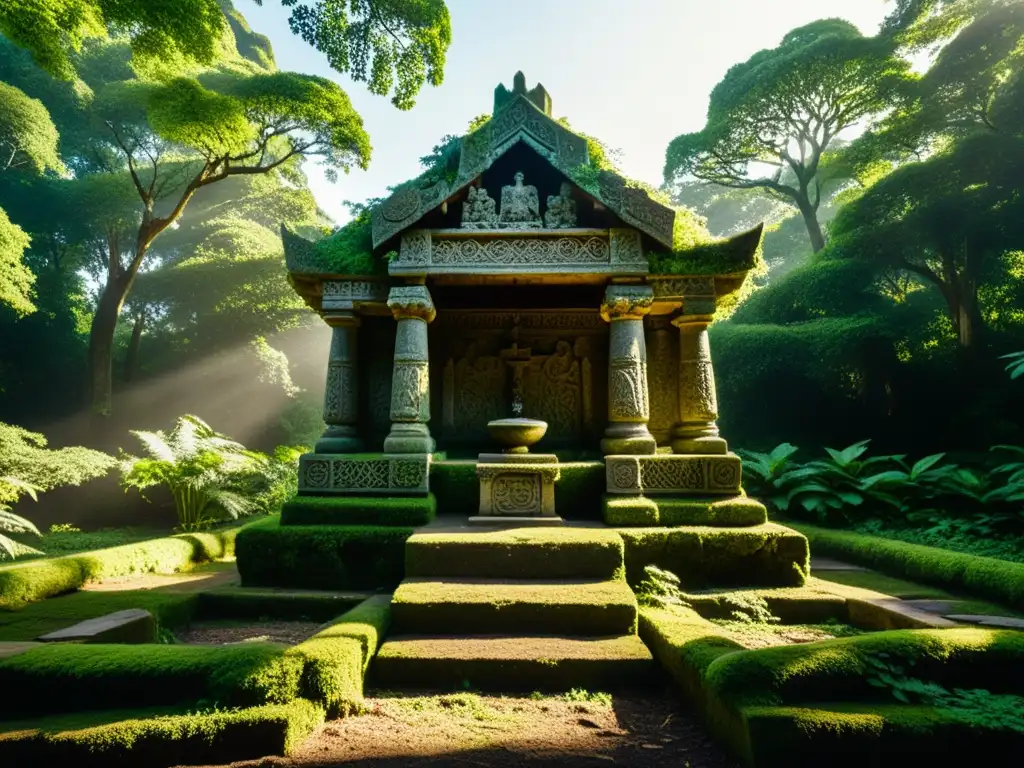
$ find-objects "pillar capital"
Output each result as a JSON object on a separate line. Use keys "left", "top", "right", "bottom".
{"left": 387, "top": 285, "right": 436, "bottom": 323}
{"left": 322, "top": 310, "right": 361, "bottom": 328}
{"left": 601, "top": 285, "right": 653, "bottom": 322}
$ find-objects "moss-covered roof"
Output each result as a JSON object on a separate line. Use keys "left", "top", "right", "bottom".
{"left": 282, "top": 73, "right": 764, "bottom": 280}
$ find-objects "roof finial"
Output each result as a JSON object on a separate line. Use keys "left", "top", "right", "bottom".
{"left": 513, "top": 71, "right": 527, "bottom": 94}
{"left": 493, "top": 72, "right": 553, "bottom": 117}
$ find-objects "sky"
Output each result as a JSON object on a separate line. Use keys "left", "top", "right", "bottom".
{"left": 239, "top": 0, "right": 894, "bottom": 225}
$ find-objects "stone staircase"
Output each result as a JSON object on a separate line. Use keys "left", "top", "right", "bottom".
{"left": 373, "top": 527, "right": 653, "bottom": 692}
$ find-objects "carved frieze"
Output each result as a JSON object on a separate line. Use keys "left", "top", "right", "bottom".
{"left": 437, "top": 311, "right": 606, "bottom": 332}
{"left": 604, "top": 454, "right": 741, "bottom": 496}
{"left": 435, "top": 237, "right": 608, "bottom": 266}
{"left": 321, "top": 280, "right": 388, "bottom": 312}
{"left": 298, "top": 452, "right": 431, "bottom": 495}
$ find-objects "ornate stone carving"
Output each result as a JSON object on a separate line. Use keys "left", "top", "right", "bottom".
{"left": 387, "top": 285, "right": 436, "bottom": 323}
{"left": 438, "top": 311, "right": 606, "bottom": 332}
{"left": 523, "top": 340, "right": 582, "bottom": 442}
{"left": 397, "top": 230, "right": 432, "bottom": 269}
{"left": 649, "top": 277, "right": 716, "bottom": 299}
{"left": 498, "top": 172, "right": 543, "bottom": 229}
{"left": 298, "top": 453, "right": 431, "bottom": 495}
{"left": 316, "top": 315, "right": 361, "bottom": 454}
{"left": 476, "top": 461, "right": 561, "bottom": 517}
{"left": 601, "top": 285, "right": 656, "bottom": 455}
{"left": 647, "top": 317, "right": 679, "bottom": 445}
{"left": 609, "top": 229, "right": 645, "bottom": 265}
{"left": 461, "top": 186, "right": 498, "bottom": 229}
{"left": 544, "top": 182, "right": 577, "bottom": 229}
{"left": 386, "top": 285, "right": 435, "bottom": 454}
{"left": 450, "top": 343, "right": 505, "bottom": 439}
{"left": 321, "top": 281, "right": 388, "bottom": 312}
{"left": 432, "top": 236, "right": 608, "bottom": 267}
{"left": 491, "top": 101, "right": 557, "bottom": 153}
{"left": 598, "top": 174, "right": 675, "bottom": 248}
{"left": 604, "top": 454, "right": 741, "bottom": 496}
{"left": 672, "top": 314, "right": 726, "bottom": 455}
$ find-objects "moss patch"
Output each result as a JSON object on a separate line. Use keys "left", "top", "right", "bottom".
{"left": 603, "top": 496, "right": 659, "bottom": 526}
{"left": 792, "top": 523, "right": 1024, "bottom": 610}
{"left": 618, "top": 523, "right": 809, "bottom": 589}
{"left": 0, "top": 642, "right": 306, "bottom": 718}
{"left": 391, "top": 578, "right": 637, "bottom": 636}
{"left": 0, "top": 699, "right": 324, "bottom": 768}
{"left": 659, "top": 496, "right": 767, "bottom": 527}
{"left": 235, "top": 517, "right": 411, "bottom": 591}
{"left": 813, "top": 569, "right": 953, "bottom": 600}
{"left": 280, "top": 494, "right": 436, "bottom": 527}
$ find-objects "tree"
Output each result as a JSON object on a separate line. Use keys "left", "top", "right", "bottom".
{"left": 1, "top": 0, "right": 451, "bottom": 109}
{"left": 664, "top": 20, "right": 913, "bottom": 253}
{"left": 0, "top": 209, "right": 34, "bottom": 317}
{"left": 827, "top": 131, "right": 1024, "bottom": 354}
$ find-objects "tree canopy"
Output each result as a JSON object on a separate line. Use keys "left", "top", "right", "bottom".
{"left": 664, "top": 19, "right": 914, "bottom": 253}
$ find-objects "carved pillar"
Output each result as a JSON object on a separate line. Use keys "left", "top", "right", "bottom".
{"left": 315, "top": 312, "right": 362, "bottom": 454}
{"left": 646, "top": 316, "right": 679, "bottom": 446}
{"left": 384, "top": 285, "right": 437, "bottom": 454}
{"left": 672, "top": 312, "right": 728, "bottom": 455}
{"left": 600, "top": 285, "right": 657, "bottom": 455}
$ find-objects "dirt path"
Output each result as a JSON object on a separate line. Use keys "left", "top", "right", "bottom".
{"left": 185, "top": 691, "right": 737, "bottom": 768}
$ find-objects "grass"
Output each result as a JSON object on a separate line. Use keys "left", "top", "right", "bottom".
{"left": 813, "top": 569, "right": 954, "bottom": 599}
{"left": 7, "top": 528, "right": 165, "bottom": 562}
{"left": 851, "top": 522, "right": 1024, "bottom": 564}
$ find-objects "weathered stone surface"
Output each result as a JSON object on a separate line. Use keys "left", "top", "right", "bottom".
{"left": 673, "top": 314, "right": 727, "bottom": 455}
{"left": 386, "top": 285, "right": 436, "bottom": 454}
{"left": 846, "top": 598, "right": 958, "bottom": 630}
{"left": 0, "top": 642, "right": 42, "bottom": 659}
{"left": 477, "top": 456, "right": 560, "bottom": 518}
{"left": 601, "top": 286, "right": 656, "bottom": 456}
{"left": 316, "top": 314, "right": 362, "bottom": 454}
{"left": 605, "top": 454, "right": 742, "bottom": 496}
{"left": 299, "top": 453, "right": 431, "bottom": 495}
{"left": 498, "top": 171, "right": 543, "bottom": 229}
{"left": 945, "top": 614, "right": 1024, "bottom": 629}
{"left": 544, "top": 182, "right": 577, "bottom": 229}
{"left": 38, "top": 609, "right": 157, "bottom": 644}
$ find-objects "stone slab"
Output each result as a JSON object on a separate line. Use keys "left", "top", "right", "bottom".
{"left": 38, "top": 609, "right": 157, "bottom": 644}
{"left": 945, "top": 614, "right": 1024, "bottom": 629}
{"left": 298, "top": 452, "right": 431, "bottom": 495}
{"left": 810, "top": 558, "right": 869, "bottom": 572}
{"left": 477, "top": 453, "right": 559, "bottom": 465}
{"left": 846, "top": 598, "right": 958, "bottom": 630}
{"left": 0, "top": 642, "right": 41, "bottom": 659}
{"left": 605, "top": 453, "right": 741, "bottom": 495}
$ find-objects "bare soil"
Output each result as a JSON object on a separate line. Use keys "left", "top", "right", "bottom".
{"left": 182, "top": 691, "right": 737, "bottom": 768}
{"left": 177, "top": 621, "right": 321, "bottom": 646}
{"left": 711, "top": 620, "right": 864, "bottom": 650}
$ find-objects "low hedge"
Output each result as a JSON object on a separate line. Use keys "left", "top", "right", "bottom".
{"left": 792, "top": 523, "right": 1024, "bottom": 610}
{"left": 0, "top": 527, "right": 243, "bottom": 609}
{"left": 618, "top": 523, "right": 809, "bottom": 589}
{"left": 0, "top": 699, "right": 324, "bottom": 768}
{"left": 603, "top": 496, "right": 659, "bottom": 526}
{"left": 280, "top": 494, "right": 436, "bottom": 527}
{"left": 431, "top": 462, "right": 479, "bottom": 515}
{"left": 640, "top": 605, "right": 1024, "bottom": 766}
{"left": 290, "top": 595, "right": 391, "bottom": 716}
{"left": 236, "top": 517, "right": 412, "bottom": 591}
{"left": 0, "top": 642, "right": 305, "bottom": 718}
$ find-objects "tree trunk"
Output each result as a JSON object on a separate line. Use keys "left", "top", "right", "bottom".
{"left": 123, "top": 310, "right": 146, "bottom": 383}
{"left": 88, "top": 279, "right": 130, "bottom": 417}
{"left": 797, "top": 198, "right": 826, "bottom": 254}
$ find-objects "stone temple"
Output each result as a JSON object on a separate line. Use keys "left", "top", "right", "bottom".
{"left": 279, "top": 72, "right": 766, "bottom": 523}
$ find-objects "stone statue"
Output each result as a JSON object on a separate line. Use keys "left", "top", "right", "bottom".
{"left": 499, "top": 172, "right": 542, "bottom": 228}
{"left": 462, "top": 185, "right": 498, "bottom": 228}
{"left": 544, "top": 182, "right": 577, "bottom": 228}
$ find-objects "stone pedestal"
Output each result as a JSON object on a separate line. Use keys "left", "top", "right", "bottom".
{"left": 385, "top": 286, "right": 437, "bottom": 454}
{"left": 470, "top": 454, "right": 562, "bottom": 525}
{"left": 605, "top": 453, "right": 741, "bottom": 496}
{"left": 315, "top": 312, "right": 363, "bottom": 454}
{"left": 600, "top": 286, "right": 657, "bottom": 456}
{"left": 672, "top": 313, "right": 727, "bottom": 455}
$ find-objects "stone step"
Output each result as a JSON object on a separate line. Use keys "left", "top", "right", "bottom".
{"left": 373, "top": 634, "right": 654, "bottom": 692}
{"left": 405, "top": 528, "right": 624, "bottom": 580}
{"left": 37, "top": 609, "right": 156, "bottom": 644}
{"left": 391, "top": 578, "right": 638, "bottom": 636}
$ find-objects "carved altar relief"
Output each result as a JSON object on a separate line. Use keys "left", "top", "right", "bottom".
{"left": 447, "top": 342, "right": 504, "bottom": 439}
{"left": 522, "top": 340, "right": 583, "bottom": 442}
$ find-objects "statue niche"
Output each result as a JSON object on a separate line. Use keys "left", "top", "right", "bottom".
{"left": 544, "top": 182, "right": 577, "bottom": 229}
{"left": 461, "top": 185, "right": 498, "bottom": 229}
{"left": 498, "top": 171, "right": 542, "bottom": 229}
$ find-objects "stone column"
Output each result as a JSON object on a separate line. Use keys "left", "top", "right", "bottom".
{"left": 672, "top": 312, "right": 728, "bottom": 454}
{"left": 600, "top": 285, "right": 657, "bottom": 455}
{"left": 384, "top": 285, "right": 437, "bottom": 454}
{"left": 315, "top": 312, "right": 362, "bottom": 454}
{"left": 646, "top": 315, "right": 679, "bottom": 446}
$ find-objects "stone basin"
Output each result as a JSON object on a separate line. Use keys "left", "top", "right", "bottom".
{"left": 487, "top": 418, "right": 548, "bottom": 454}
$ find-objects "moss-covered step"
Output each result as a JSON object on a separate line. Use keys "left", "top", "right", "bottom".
{"left": 603, "top": 494, "right": 767, "bottom": 527}
{"left": 618, "top": 523, "right": 809, "bottom": 589}
{"left": 390, "top": 578, "right": 637, "bottom": 636}
{"left": 373, "top": 634, "right": 653, "bottom": 692}
{"left": 280, "top": 494, "right": 436, "bottom": 527}
{"left": 236, "top": 517, "right": 413, "bottom": 591}
{"left": 0, "top": 700, "right": 323, "bottom": 768}
{"left": 405, "top": 528, "right": 624, "bottom": 580}
{"left": 195, "top": 586, "right": 370, "bottom": 623}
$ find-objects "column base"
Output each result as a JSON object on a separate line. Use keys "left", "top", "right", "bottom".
{"left": 314, "top": 426, "right": 363, "bottom": 454}
{"left": 601, "top": 424, "right": 657, "bottom": 456}
{"left": 671, "top": 435, "right": 729, "bottom": 455}
{"left": 384, "top": 422, "right": 436, "bottom": 454}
